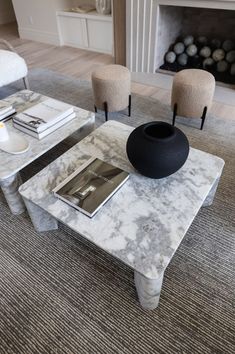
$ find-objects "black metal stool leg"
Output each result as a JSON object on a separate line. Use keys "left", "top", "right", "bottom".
{"left": 128, "top": 94, "right": 132, "bottom": 117}
{"left": 104, "top": 102, "right": 108, "bottom": 121}
{"left": 200, "top": 106, "right": 207, "bottom": 130}
{"left": 172, "top": 103, "right": 177, "bottom": 126}
{"left": 94, "top": 105, "right": 97, "bottom": 113}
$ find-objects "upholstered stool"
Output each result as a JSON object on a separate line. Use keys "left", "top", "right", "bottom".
{"left": 92, "top": 64, "right": 131, "bottom": 121}
{"left": 171, "top": 69, "right": 215, "bottom": 130}
{"left": 0, "top": 39, "right": 29, "bottom": 89}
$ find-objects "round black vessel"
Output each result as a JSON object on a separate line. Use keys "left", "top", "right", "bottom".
{"left": 126, "top": 121, "right": 189, "bottom": 179}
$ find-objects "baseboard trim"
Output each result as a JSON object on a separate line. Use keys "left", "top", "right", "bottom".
{"left": 18, "top": 27, "right": 61, "bottom": 46}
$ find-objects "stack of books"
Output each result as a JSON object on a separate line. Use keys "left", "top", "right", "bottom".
{"left": 13, "top": 98, "right": 75, "bottom": 139}
{"left": 0, "top": 102, "right": 16, "bottom": 121}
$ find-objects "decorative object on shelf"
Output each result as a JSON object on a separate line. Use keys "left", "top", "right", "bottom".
{"left": 212, "top": 49, "right": 225, "bottom": 62}
{"left": 126, "top": 121, "right": 189, "bottom": 179}
{"left": 183, "top": 35, "right": 194, "bottom": 47}
{"left": 203, "top": 57, "right": 214, "bottom": 69}
{"left": 95, "top": 0, "right": 111, "bottom": 15}
{"left": 161, "top": 35, "right": 235, "bottom": 84}
{"left": 222, "top": 40, "right": 234, "bottom": 52}
{"left": 226, "top": 50, "right": 235, "bottom": 63}
{"left": 200, "top": 46, "right": 211, "bottom": 58}
{"left": 174, "top": 42, "right": 185, "bottom": 55}
{"left": 186, "top": 44, "right": 198, "bottom": 57}
{"left": 177, "top": 53, "right": 188, "bottom": 66}
{"left": 217, "top": 60, "right": 229, "bottom": 73}
{"left": 70, "top": 6, "right": 96, "bottom": 14}
{"left": 165, "top": 51, "right": 176, "bottom": 64}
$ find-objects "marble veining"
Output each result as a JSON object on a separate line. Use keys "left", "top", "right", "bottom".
{"left": 24, "top": 198, "right": 58, "bottom": 233}
{"left": 134, "top": 271, "right": 164, "bottom": 310}
{"left": 19, "top": 121, "right": 224, "bottom": 279}
{"left": 0, "top": 173, "right": 25, "bottom": 215}
{"left": 0, "top": 90, "right": 95, "bottom": 180}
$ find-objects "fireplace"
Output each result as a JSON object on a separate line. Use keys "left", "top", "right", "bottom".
{"left": 126, "top": 0, "right": 235, "bottom": 85}
{"left": 157, "top": 6, "right": 235, "bottom": 84}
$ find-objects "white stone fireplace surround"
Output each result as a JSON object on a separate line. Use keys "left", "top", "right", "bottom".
{"left": 126, "top": 0, "right": 235, "bottom": 73}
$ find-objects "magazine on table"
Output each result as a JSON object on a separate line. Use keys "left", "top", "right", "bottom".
{"left": 13, "top": 98, "right": 74, "bottom": 133}
{"left": 53, "top": 157, "right": 129, "bottom": 217}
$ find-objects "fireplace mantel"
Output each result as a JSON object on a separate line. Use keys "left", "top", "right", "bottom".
{"left": 126, "top": 0, "right": 235, "bottom": 73}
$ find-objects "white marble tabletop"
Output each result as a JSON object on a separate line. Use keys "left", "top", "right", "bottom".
{"left": 0, "top": 90, "right": 95, "bottom": 180}
{"left": 19, "top": 121, "right": 224, "bottom": 279}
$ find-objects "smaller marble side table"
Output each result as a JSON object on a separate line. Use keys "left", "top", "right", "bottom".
{"left": 19, "top": 121, "right": 224, "bottom": 310}
{"left": 0, "top": 90, "right": 95, "bottom": 215}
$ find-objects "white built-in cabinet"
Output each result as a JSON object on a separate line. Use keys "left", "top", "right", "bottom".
{"left": 57, "top": 11, "right": 113, "bottom": 54}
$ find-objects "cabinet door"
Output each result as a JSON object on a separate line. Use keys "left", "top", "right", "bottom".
{"left": 87, "top": 19, "right": 113, "bottom": 54}
{"left": 59, "top": 16, "right": 88, "bottom": 48}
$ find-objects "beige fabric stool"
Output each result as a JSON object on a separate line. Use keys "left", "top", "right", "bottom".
{"left": 92, "top": 64, "right": 131, "bottom": 121}
{"left": 171, "top": 69, "right": 215, "bottom": 130}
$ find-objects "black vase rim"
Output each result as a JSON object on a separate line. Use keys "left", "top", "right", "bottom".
{"left": 142, "top": 121, "right": 176, "bottom": 142}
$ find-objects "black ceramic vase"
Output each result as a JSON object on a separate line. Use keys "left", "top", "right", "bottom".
{"left": 126, "top": 121, "right": 189, "bottom": 179}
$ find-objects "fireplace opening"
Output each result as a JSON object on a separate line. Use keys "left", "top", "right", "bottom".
{"left": 156, "top": 6, "right": 235, "bottom": 85}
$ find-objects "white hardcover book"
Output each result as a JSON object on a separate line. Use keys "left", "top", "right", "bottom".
{"left": 0, "top": 108, "right": 16, "bottom": 120}
{"left": 0, "top": 102, "right": 14, "bottom": 116}
{"left": 53, "top": 157, "right": 130, "bottom": 218}
{"left": 13, "top": 98, "right": 74, "bottom": 133}
{"left": 13, "top": 112, "right": 76, "bottom": 139}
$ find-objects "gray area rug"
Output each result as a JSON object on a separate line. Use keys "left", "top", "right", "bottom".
{"left": 0, "top": 68, "right": 234, "bottom": 354}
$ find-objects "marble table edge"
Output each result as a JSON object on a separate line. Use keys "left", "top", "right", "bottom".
{"left": 0, "top": 116, "right": 95, "bottom": 181}
{"left": 21, "top": 194, "right": 165, "bottom": 310}
{"left": 20, "top": 191, "right": 162, "bottom": 275}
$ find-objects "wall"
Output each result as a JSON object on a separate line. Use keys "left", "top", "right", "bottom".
{"left": 11, "top": 0, "right": 70, "bottom": 45}
{"left": 0, "top": 0, "right": 16, "bottom": 24}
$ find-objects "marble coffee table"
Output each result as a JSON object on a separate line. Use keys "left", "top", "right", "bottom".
{"left": 19, "top": 121, "right": 224, "bottom": 310}
{"left": 0, "top": 90, "right": 95, "bottom": 215}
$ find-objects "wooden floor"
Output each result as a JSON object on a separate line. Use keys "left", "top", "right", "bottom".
{"left": 0, "top": 22, "right": 234, "bottom": 120}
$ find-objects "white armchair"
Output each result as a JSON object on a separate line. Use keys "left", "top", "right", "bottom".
{"left": 0, "top": 39, "right": 29, "bottom": 89}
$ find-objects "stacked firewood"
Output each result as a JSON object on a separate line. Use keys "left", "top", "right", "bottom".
{"left": 165, "top": 36, "right": 235, "bottom": 75}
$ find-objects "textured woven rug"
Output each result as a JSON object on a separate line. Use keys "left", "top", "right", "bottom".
{"left": 0, "top": 69, "right": 234, "bottom": 354}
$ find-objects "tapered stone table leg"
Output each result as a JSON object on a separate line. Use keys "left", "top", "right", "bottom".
{"left": 203, "top": 176, "right": 221, "bottom": 207}
{"left": 23, "top": 198, "right": 58, "bottom": 233}
{"left": 134, "top": 271, "right": 164, "bottom": 310}
{"left": 0, "top": 173, "right": 25, "bottom": 215}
